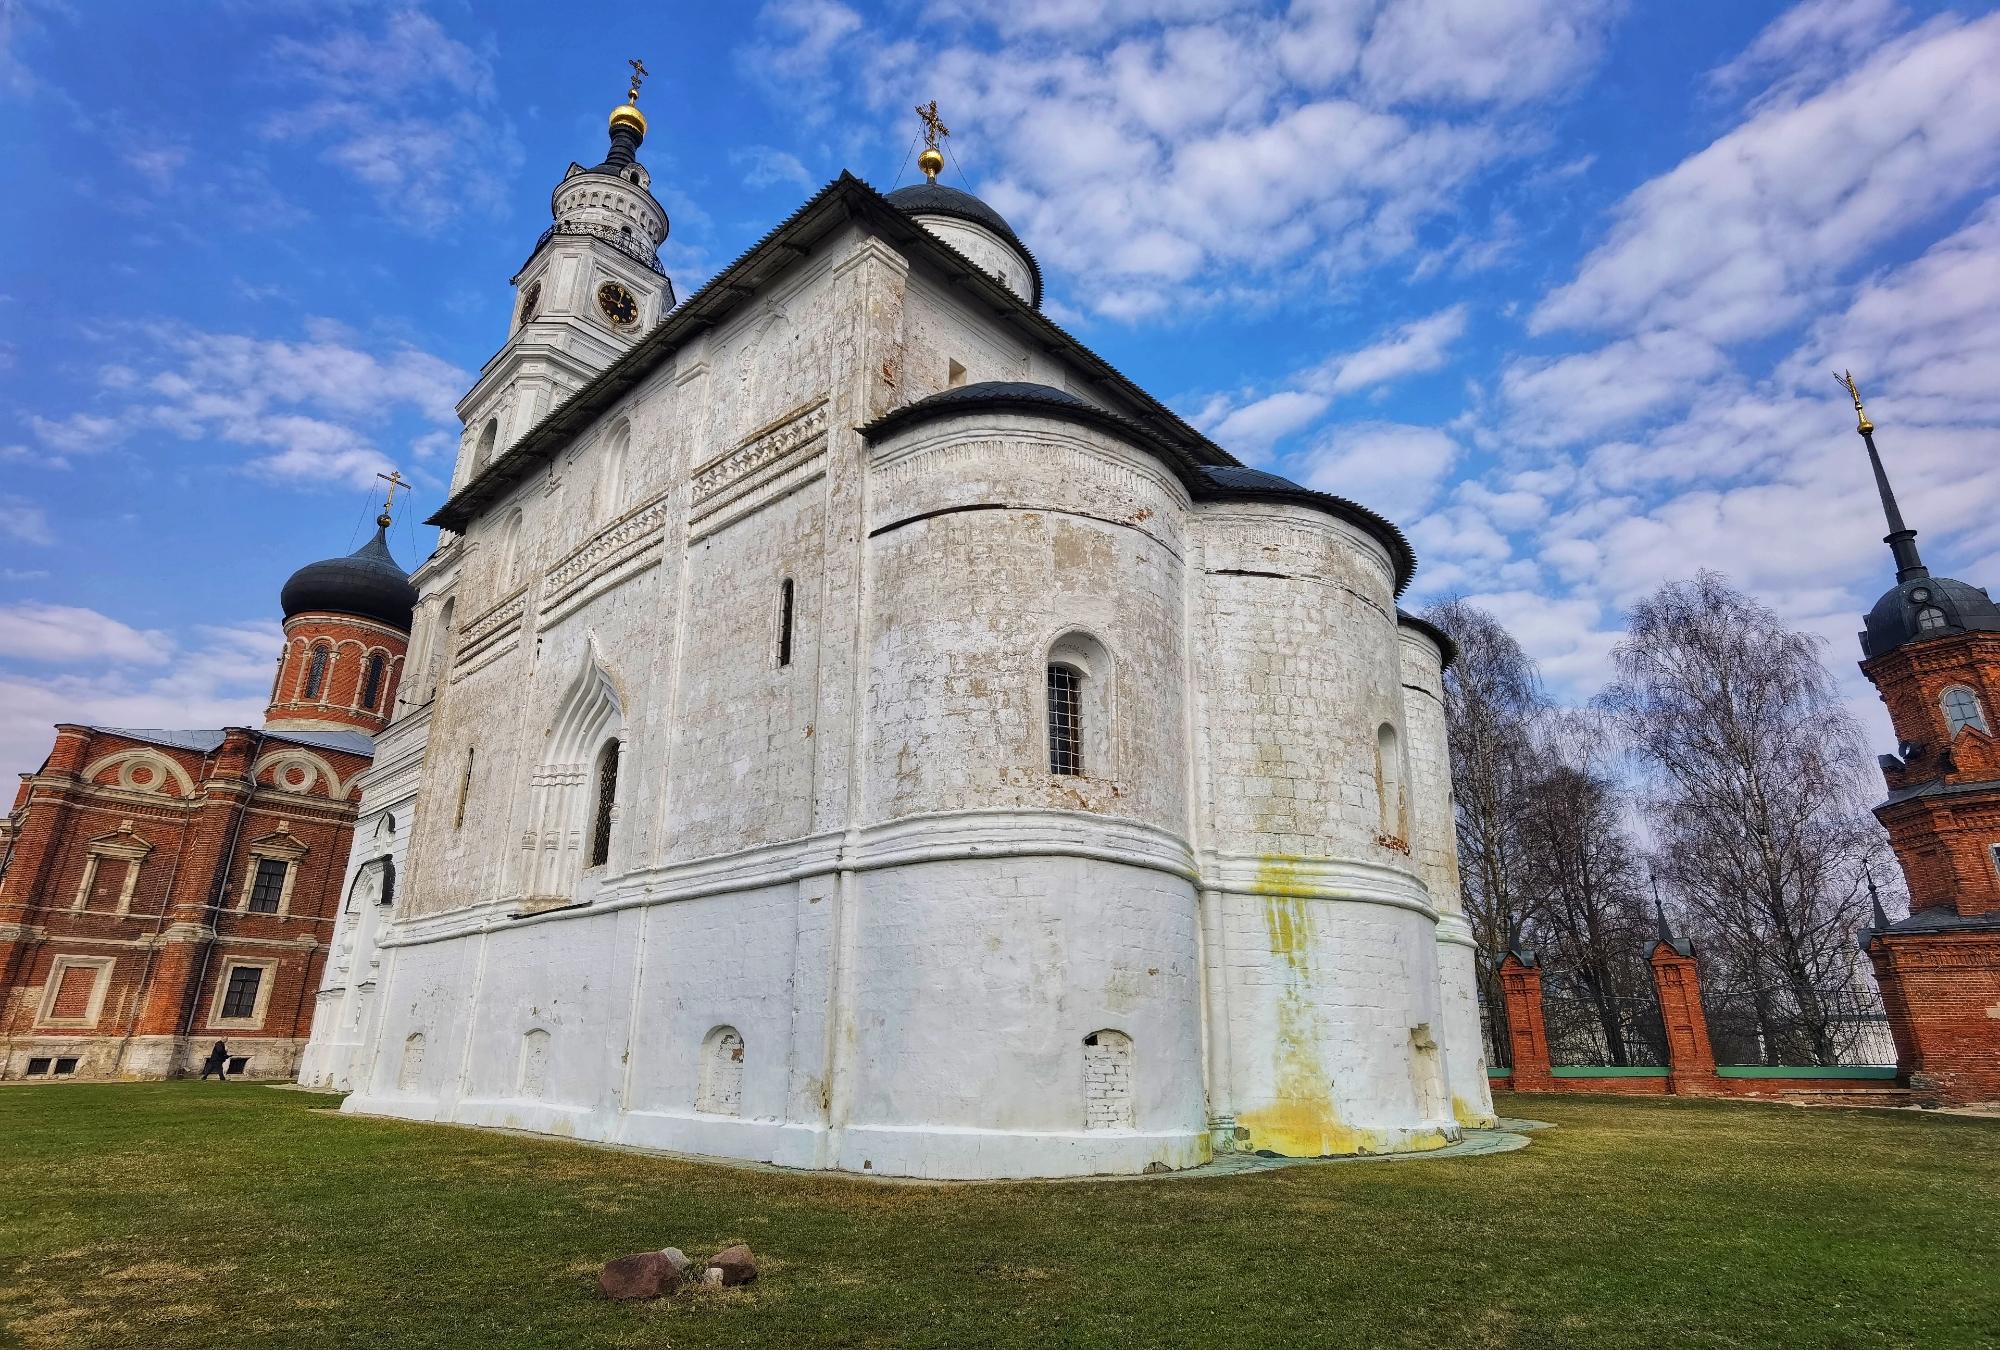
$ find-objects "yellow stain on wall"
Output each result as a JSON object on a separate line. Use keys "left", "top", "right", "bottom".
{"left": 1238, "top": 855, "right": 1455, "bottom": 1158}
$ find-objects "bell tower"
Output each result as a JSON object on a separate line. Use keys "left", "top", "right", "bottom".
{"left": 1842, "top": 373, "right": 2000, "bottom": 1109}
{"left": 451, "top": 60, "right": 675, "bottom": 494}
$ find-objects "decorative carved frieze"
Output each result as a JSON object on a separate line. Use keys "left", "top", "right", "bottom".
{"left": 452, "top": 586, "right": 528, "bottom": 678}
{"left": 542, "top": 491, "right": 673, "bottom": 620}
{"left": 691, "top": 398, "right": 828, "bottom": 507}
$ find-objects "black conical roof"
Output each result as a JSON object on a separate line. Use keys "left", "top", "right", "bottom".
{"left": 280, "top": 523, "right": 417, "bottom": 631}
{"left": 1862, "top": 575, "right": 2000, "bottom": 659}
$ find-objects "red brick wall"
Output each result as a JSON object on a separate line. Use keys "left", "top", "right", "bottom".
{"left": 265, "top": 613, "right": 408, "bottom": 737}
{"left": 1864, "top": 632, "right": 2000, "bottom": 917}
{"left": 0, "top": 722, "right": 368, "bottom": 1077}
{"left": 1869, "top": 931, "right": 2000, "bottom": 1106}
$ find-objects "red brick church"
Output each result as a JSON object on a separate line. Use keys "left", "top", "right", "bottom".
{"left": 0, "top": 514, "right": 415, "bottom": 1080}
{"left": 1846, "top": 376, "right": 2000, "bottom": 1107}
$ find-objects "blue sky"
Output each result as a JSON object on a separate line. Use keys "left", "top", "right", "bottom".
{"left": 2, "top": 0, "right": 1997, "bottom": 777}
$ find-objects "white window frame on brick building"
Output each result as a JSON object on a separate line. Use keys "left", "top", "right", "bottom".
{"left": 1941, "top": 684, "right": 1989, "bottom": 738}
{"left": 209, "top": 957, "right": 278, "bottom": 1029}
{"left": 36, "top": 955, "right": 114, "bottom": 1028}
{"left": 72, "top": 821, "right": 152, "bottom": 914}
{"left": 237, "top": 825, "right": 308, "bottom": 916}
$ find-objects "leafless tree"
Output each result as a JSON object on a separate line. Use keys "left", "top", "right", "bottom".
{"left": 1514, "top": 710, "right": 1660, "bottom": 1065}
{"left": 1426, "top": 598, "right": 1546, "bottom": 1061}
{"left": 1600, "top": 572, "right": 1880, "bottom": 1065}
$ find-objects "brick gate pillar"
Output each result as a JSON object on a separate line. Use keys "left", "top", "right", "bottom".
{"left": 1648, "top": 906, "right": 1720, "bottom": 1096}
{"left": 1498, "top": 951, "right": 1553, "bottom": 1092}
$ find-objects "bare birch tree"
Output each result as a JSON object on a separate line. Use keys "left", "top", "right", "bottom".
{"left": 1600, "top": 572, "right": 1879, "bottom": 1065}
{"left": 1426, "top": 598, "right": 1545, "bottom": 1060}
{"left": 1514, "top": 710, "right": 1659, "bottom": 1065}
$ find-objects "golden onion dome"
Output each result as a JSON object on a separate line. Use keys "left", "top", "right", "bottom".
{"left": 609, "top": 102, "right": 648, "bottom": 140}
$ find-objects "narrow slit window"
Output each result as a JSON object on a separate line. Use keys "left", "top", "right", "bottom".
{"left": 777, "top": 578, "right": 795, "bottom": 668}
{"left": 360, "top": 652, "right": 387, "bottom": 710}
{"left": 247, "top": 858, "right": 288, "bottom": 914}
{"left": 1048, "top": 664, "right": 1083, "bottom": 776}
{"left": 303, "top": 646, "right": 331, "bottom": 700}
{"left": 454, "top": 748, "right": 475, "bottom": 829}
{"left": 589, "top": 740, "right": 619, "bottom": 869}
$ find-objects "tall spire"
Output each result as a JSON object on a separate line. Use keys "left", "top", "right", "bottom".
{"left": 1837, "top": 370, "right": 1928, "bottom": 583}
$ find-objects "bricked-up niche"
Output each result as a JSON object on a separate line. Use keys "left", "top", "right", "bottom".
{"left": 398, "top": 1032, "right": 426, "bottom": 1091}
{"left": 1375, "top": 722, "right": 1409, "bottom": 846}
{"left": 519, "top": 1027, "right": 551, "bottom": 1098}
{"left": 1083, "top": 1030, "right": 1135, "bottom": 1129}
{"left": 699, "top": 1026, "right": 745, "bottom": 1115}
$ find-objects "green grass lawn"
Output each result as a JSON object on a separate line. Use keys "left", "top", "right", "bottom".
{"left": 1, "top": 1085, "right": 1993, "bottom": 1348}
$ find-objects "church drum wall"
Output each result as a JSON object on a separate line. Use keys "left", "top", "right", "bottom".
{"left": 1193, "top": 503, "right": 1458, "bottom": 1156}
{"left": 1399, "top": 625, "right": 1496, "bottom": 1127}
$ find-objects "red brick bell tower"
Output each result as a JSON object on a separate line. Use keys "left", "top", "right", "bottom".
{"left": 1843, "top": 373, "right": 2000, "bottom": 1107}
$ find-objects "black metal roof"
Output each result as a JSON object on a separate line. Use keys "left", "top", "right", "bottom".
{"left": 1861, "top": 575, "right": 2000, "bottom": 660}
{"left": 280, "top": 523, "right": 417, "bottom": 632}
{"left": 1395, "top": 609, "right": 1458, "bottom": 668}
{"left": 884, "top": 183, "right": 1043, "bottom": 309}
{"left": 426, "top": 175, "right": 1420, "bottom": 593}
{"left": 859, "top": 383, "right": 1416, "bottom": 591}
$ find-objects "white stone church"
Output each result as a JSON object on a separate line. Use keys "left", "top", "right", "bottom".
{"left": 300, "top": 81, "right": 1495, "bottom": 1179}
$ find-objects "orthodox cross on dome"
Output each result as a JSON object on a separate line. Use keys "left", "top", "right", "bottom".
{"left": 375, "top": 469, "right": 410, "bottom": 527}
{"left": 916, "top": 99, "right": 950, "bottom": 183}
{"left": 626, "top": 57, "right": 649, "bottom": 105}
{"left": 1836, "top": 368, "right": 1873, "bottom": 435}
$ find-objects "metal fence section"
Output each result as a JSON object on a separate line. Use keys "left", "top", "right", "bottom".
{"left": 1701, "top": 976, "right": 1894, "bottom": 1067}
{"left": 1539, "top": 968, "right": 1667, "bottom": 1067}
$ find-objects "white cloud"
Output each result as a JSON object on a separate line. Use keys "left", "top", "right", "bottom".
{"left": 0, "top": 620, "right": 280, "bottom": 781}
{"left": 0, "top": 495, "right": 53, "bottom": 545}
{"left": 263, "top": 10, "right": 518, "bottom": 231}
{"left": 1212, "top": 391, "right": 1332, "bottom": 459}
{"left": 1324, "top": 303, "right": 1467, "bottom": 393}
{"left": 26, "top": 322, "right": 468, "bottom": 489}
{"left": 1534, "top": 12, "right": 2000, "bottom": 344}
{"left": 1360, "top": 0, "right": 1623, "bottom": 107}
{"left": 1296, "top": 420, "right": 1460, "bottom": 518}
{"left": 0, "top": 602, "right": 173, "bottom": 665}
{"left": 1501, "top": 329, "right": 1727, "bottom": 447}
{"left": 733, "top": 144, "right": 818, "bottom": 191}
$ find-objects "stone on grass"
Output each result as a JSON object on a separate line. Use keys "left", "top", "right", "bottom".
{"left": 706, "top": 1243, "right": 758, "bottom": 1286}
{"left": 659, "top": 1247, "right": 693, "bottom": 1281}
{"left": 598, "top": 1250, "right": 686, "bottom": 1301}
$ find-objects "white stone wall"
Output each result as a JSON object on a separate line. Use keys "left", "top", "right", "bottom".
{"left": 342, "top": 209, "right": 1485, "bottom": 1177}
{"left": 1399, "top": 624, "right": 1496, "bottom": 1126}
{"left": 906, "top": 214, "right": 1035, "bottom": 305}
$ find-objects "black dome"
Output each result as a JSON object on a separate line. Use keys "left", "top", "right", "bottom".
{"left": 1862, "top": 575, "right": 2000, "bottom": 659}
{"left": 281, "top": 524, "right": 417, "bottom": 632}
{"left": 885, "top": 182, "right": 1020, "bottom": 240}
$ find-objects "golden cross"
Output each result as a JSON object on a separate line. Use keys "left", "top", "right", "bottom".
{"left": 627, "top": 57, "right": 649, "bottom": 104}
{"left": 1834, "top": 369, "right": 1872, "bottom": 434}
{"left": 376, "top": 469, "right": 410, "bottom": 520}
{"left": 916, "top": 99, "right": 950, "bottom": 151}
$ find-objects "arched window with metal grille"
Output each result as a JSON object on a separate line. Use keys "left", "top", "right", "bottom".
{"left": 360, "top": 652, "right": 388, "bottom": 710}
{"left": 302, "top": 645, "right": 331, "bottom": 700}
{"left": 589, "top": 739, "right": 620, "bottom": 869}
{"left": 1047, "top": 663, "right": 1083, "bottom": 776}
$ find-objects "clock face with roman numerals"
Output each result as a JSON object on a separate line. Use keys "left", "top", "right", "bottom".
{"left": 596, "top": 281, "right": 639, "bottom": 328}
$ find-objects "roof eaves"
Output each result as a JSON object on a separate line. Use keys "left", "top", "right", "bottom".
{"left": 1397, "top": 610, "right": 1458, "bottom": 667}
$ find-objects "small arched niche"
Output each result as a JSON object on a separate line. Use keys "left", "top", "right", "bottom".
{"left": 698, "top": 1025, "right": 745, "bottom": 1116}
{"left": 519, "top": 1027, "right": 552, "bottom": 1098}
{"left": 1375, "top": 722, "right": 1408, "bottom": 844}
{"left": 397, "top": 1032, "right": 427, "bottom": 1092}
{"left": 1082, "top": 1029, "right": 1134, "bottom": 1130}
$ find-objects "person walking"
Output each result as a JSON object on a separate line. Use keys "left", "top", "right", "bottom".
{"left": 200, "top": 1041, "right": 231, "bottom": 1081}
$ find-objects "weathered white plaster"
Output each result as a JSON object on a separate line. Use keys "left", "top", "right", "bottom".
{"left": 330, "top": 149, "right": 1488, "bottom": 1177}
